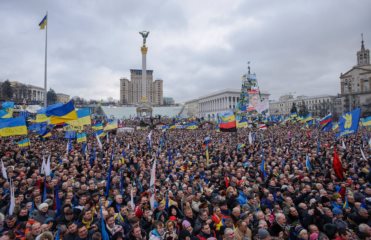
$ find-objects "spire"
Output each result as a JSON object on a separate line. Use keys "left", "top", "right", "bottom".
{"left": 356, "top": 33, "right": 370, "bottom": 66}
{"left": 247, "top": 61, "right": 251, "bottom": 74}
{"left": 361, "top": 33, "right": 365, "bottom": 50}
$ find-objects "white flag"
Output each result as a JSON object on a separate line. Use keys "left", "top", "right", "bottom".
{"left": 96, "top": 134, "right": 103, "bottom": 150}
{"left": 130, "top": 188, "right": 135, "bottom": 210}
{"left": 147, "top": 130, "right": 153, "bottom": 147}
{"left": 8, "top": 180, "right": 15, "bottom": 215}
{"left": 149, "top": 159, "right": 157, "bottom": 210}
{"left": 342, "top": 141, "right": 346, "bottom": 150}
{"left": 40, "top": 156, "right": 46, "bottom": 175}
{"left": 361, "top": 148, "right": 367, "bottom": 161}
{"left": 1, "top": 159, "right": 7, "bottom": 180}
{"left": 248, "top": 132, "right": 253, "bottom": 145}
{"left": 44, "top": 155, "right": 51, "bottom": 176}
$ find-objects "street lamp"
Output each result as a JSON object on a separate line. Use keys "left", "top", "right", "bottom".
{"left": 344, "top": 79, "right": 352, "bottom": 112}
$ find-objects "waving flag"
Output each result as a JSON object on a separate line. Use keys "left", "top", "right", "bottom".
{"left": 320, "top": 113, "right": 333, "bottom": 126}
{"left": 337, "top": 108, "right": 361, "bottom": 137}
{"left": 218, "top": 111, "right": 237, "bottom": 132}
{"left": 104, "top": 119, "right": 118, "bottom": 131}
{"left": 100, "top": 202, "right": 109, "bottom": 240}
{"left": 8, "top": 180, "right": 15, "bottom": 215}
{"left": 77, "top": 132, "right": 87, "bottom": 143}
{"left": 149, "top": 159, "right": 157, "bottom": 210}
{"left": 0, "top": 101, "right": 14, "bottom": 118}
{"left": 45, "top": 100, "right": 78, "bottom": 124}
{"left": 0, "top": 117, "right": 28, "bottom": 137}
{"left": 18, "top": 138, "right": 30, "bottom": 148}
{"left": 333, "top": 147, "right": 344, "bottom": 180}
{"left": 39, "top": 14, "right": 47, "bottom": 29}
{"left": 306, "top": 154, "right": 312, "bottom": 173}
{"left": 360, "top": 116, "right": 371, "bottom": 127}
{"left": 1, "top": 159, "right": 7, "bottom": 180}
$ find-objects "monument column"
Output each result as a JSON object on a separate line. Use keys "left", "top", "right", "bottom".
{"left": 139, "top": 31, "right": 150, "bottom": 103}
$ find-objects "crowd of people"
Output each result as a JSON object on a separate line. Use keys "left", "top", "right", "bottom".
{"left": 0, "top": 120, "right": 370, "bottom": 240}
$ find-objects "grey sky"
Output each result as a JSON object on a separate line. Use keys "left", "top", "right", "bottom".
{"left": 0, "top": 0, "right": 370, "bottom": 103}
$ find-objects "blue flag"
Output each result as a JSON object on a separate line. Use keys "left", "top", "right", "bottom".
{"left": 337, "top": 108, "right": 361, "bottom": 137}
{"left": 306, "top": 154, "right": 312, "bottom": 173}
{"left": 105, "top": 152, "right": 114, "bottom": 197}
{"left": 100, "top": 202, "right": 109, "bottom": 240}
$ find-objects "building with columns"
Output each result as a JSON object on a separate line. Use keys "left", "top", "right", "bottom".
{"left": 269, "top": 94, "right": 340, "bottom": 117}
{"left": 340, "top": 36, "right": 371, "bottom": 116}
{"left": 185, "top": 89, "right": 270, "bottom": 119}
{"left": 0, "top": 81, "right": 45, "bottom": 104}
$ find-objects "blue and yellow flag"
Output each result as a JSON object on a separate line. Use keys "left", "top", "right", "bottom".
{"left": 0, "top": 102, "right": 14, "bottom": 119}
{"left": 185, "top": 122, "right": 198, "bottom": 130}
{"left": 45, "top": 100, "right": 78, "bottom": 124}
{"left": 39, "top": 14, "right": 47, "bottom": 30}
{"left": 104, "top": 120, "right": 118, "bottom": 131}
{"left": 77, "top": 132, "right": 87, "bottom": 143}
{"left": 92, "top": 122, "right": 103, "bottom": 131}
{"left": 0, "top": 117, "right": 28, "bottom": 137}
{"left": 360, "top": 116, "right": 371, "bottom": 127}
{"left": 96, "top": 129, "right": 105, "bottom": 138}
{"left": 18, "top": 138, "right": 30, "bottom": 148}
{"left": 66, "top": 108, "right": 91, "bottom": 129}
{"left": 337, "top": 108, "right": 361, "bottom": 137}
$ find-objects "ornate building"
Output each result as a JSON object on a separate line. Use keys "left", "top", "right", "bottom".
{"left": 340, "top": 35, "right": 371, "bottom": 116}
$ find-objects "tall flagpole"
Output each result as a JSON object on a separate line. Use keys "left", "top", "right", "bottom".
{"left": 44, "top": 12, "right": 48, "bottom": 107}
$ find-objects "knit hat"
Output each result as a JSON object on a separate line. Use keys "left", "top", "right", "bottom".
{"left": 182, "top": 220, "right": 191, "bottom": 228}
{"left": 38, "top": 203, "right": 49, "bottom": 211}
{"left": 258, "top": 228, "right": 270, "bottom": 239}
{"left": 332, "top": 207, "right": 343, "bottom": 215}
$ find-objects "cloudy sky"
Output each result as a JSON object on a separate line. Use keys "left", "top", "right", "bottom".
{"left": 1, "top": 0, "right": 370, "bottom": 103}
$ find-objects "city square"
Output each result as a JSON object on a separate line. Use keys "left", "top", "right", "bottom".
{"left": 0, "top": 1, "right": 371, "bottom": 240}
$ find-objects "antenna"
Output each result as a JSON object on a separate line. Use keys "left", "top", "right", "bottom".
{"left": 247, "top": 61, "right": 251, "bottom": 74}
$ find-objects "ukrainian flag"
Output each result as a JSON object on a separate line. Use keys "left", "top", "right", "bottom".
{"left": 0, "top": 117, "right": 28, "bottom": 137}
{"left": 92, "top": 122, "right": 103, "bottom": 131}
{"left": 104, "top": 120, "right": 118, "bottom": 131}
{"left": 96, "top": 129, "right": 105, "bottom": 138}
{"left": 360, "top": 116, "right": 371, "bottom": 127}
{"left": 67, "top": 108, "right": 91, "bottom": 128}
{"left": 45, "top": 100, "right": 78, "bottom": 124}
{"left": 18, "top": 138, "right": 30, "bottom": 148}
{"left": 185, "top": 122, "right": 198, "bottom": 130}
{"left": 0, "top": 102, "right": 14, "bottom": 119}
{"left": 77, "top": 132, "right": 87, "bottom": 143}
{"left": 39, "top": 14, "right": 47, "bottom": 30}
{"left": 301, "top": 114, "right": 313, "bottom": 123}
{"left": 41, "top": 130, "right": 52, "bottom": 138}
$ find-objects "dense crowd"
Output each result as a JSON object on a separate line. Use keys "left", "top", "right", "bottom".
{"left": 0, "top": 121, "right": 370, "bottom": 240}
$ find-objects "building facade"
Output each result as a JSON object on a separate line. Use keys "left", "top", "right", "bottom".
{"left": 0, "top": 81, "right": 45, "bottom": 104}
{"left": 185, "top": 89, "right": 270, "bottom": 119}
{"left": 56, "top": 93, "right": 70, "bottom": 103}
{"left": 339, "top": 37, "right": 371, "bottom": 116}
{"left": 269, "top": 94, "right": 340, "bottom": 117}
{"left": 120, "top": 69, "right": 163, "bottom": 106}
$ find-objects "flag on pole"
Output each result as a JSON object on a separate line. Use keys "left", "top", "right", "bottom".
{"left": 218, "top": 111, "right": 237, "bottom": 132}
{"left": 45, "top": 100, "right": 78, "bottom": 124}
{"left": 333, "top": 147, "right": 344, "bottom": 180}
{"left": 9, "top": 180, "right": 15, "bottom": 215}
{"left": 17, "top": 138, "right": 30, "bottom": 148}
{"left": 149, "top": 159, "right": 157, "bottom": 210}
{"left": 248, "top": 132, "right": 253, "bottom": 145}
{"left": 39, "top": 14, "right": 47, "bottom": 29}
{"left": 337, "top": 108, "right": 361, "bottom": 137}
{"left": 96, "top": 133, "right": 103, "bottom": 150}
{"left": 105, "top": 152, "right": 114, "bottom": 197}
{"left": 0, "top": 116, "right": 28, "bottom": 137}
{"left": 306, "top": 154, "right": 312, "bottom": 173}
{"left": 360, "top": 148, "right": 367, "bottom": 161}
{"left": 130, "top": 187, "right": 135, "bottom": 210}
{"left": 1, "top": 159, "right": 7, "bottom": 180}
{"left": 44, "top": 155, "right": 51, "bottom": 176}
{"left": 100, "top": 202, "right": 110, "bottom": 240}
{"left": 66, "top": 139, "right": 72, "bottom": 155}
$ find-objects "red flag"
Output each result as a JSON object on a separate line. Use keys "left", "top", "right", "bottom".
{"left": 333, "top": 147, "right": 344, "bottom": 180}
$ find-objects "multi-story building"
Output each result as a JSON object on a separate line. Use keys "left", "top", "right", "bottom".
{"left": 0, "top": 81, "right": 45, "bottom": 104}
{"left": 340, "top": 36, "right": 371, "bottom": 116}
{"left": 163, "top": 97, "right": 175, "bottom": 106}
{"left": 56, "top": 93, "right": 70, "bottom": 103}
{"left": 185, "top": 89, "right": 270, "bottom": 119}
{"left": 119, "top": 69, "right": 163, "bottom": 106}
{"left": 269, "top": 94, "right": 338, "bottom": 117}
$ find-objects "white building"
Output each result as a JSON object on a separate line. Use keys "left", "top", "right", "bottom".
{"left": 185, "top": 89, "right": 270, "bottom": 119}
{"left": 340, "top": 36, "right": 371, "bottom": 115}
{"left": 269, "top": 94, "right": 338, "bottom": 117}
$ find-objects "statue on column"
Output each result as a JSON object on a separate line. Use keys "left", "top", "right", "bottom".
{"left": 139, "top": 31, "right": 150, "bottom": 46}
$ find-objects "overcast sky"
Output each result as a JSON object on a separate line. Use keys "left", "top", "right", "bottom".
{"left": 1, "top": 0, "right": 370, "bottom": 103}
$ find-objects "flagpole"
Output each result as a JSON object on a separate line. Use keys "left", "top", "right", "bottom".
{"left": 44, "top": 11, "right": 48, "bottom": 108}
